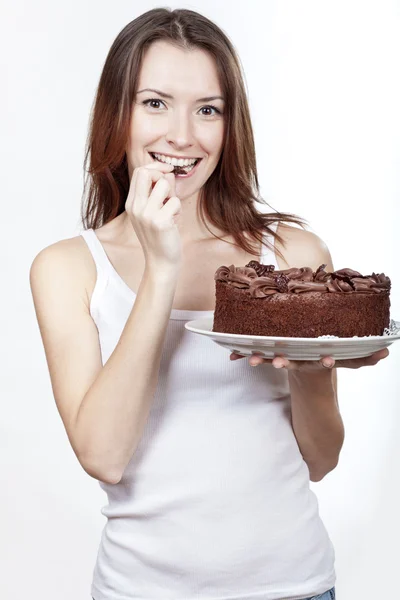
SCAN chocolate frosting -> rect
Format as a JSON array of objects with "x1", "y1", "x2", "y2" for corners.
[{"x1": 214, "y1": 261, "x2": 391, "y2": 297}]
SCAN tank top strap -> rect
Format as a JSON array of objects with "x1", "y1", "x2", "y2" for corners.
[
  {"x1": 80, "y1": 228, "x2": 114, "y2": 276},
  {"x1": 260, "y1": 220, "x2": 280, "y2": 270},
  {"x1": 79, "y1": 228, "x2": 115, "y2": 319}
]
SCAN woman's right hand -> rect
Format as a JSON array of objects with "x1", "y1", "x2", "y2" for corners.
[{"x1": 125, "y1": 161, "x2": 182, "y2": 270}]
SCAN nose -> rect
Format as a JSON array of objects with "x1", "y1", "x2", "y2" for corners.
[{"x1": 165, "y1": 110, "x2": 195, "y2": 150}]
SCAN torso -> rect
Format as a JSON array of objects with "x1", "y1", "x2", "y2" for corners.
[{"x1": 73, "y1": 213, "x2": 292, "y2": 312}]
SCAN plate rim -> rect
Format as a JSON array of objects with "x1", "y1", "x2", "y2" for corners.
[{"x1": 184, "y1": 317, "x2": 400, "y2": 344}]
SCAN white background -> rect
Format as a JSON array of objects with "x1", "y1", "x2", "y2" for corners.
[{"x1": 2, "y1": 1, "x2": 400, "y2": 599}]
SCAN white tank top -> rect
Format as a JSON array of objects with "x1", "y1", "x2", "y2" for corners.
[{"x1": 80, "y1": 223, "x2": 336, "y2": 600}]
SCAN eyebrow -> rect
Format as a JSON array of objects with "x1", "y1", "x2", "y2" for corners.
[{"x1": 136, "y1": 88, "x2": 225, "y2": 102}]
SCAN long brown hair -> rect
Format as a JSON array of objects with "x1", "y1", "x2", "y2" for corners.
[{"x1": 80, "y1": 8, "x2": 308, "y2": 261}]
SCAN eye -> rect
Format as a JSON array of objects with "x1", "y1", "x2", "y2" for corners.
[
  {"x1": 142, "y1": 98, "x2": 222, "y2": 116},
  {"x1": 143, "y1": 99, "x2": 165, "y2": 110},
  {"x1": 200, "y1": 105, "x2": 222, "y2": 116}
]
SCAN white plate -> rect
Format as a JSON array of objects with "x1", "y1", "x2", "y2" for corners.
[{"x1": 185, "y1": 317, "x2": 400, "y2": 361}]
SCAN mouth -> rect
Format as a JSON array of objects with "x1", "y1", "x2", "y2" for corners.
[{"x1": 149, "y1": 152, "x2": 203, "y2": 178}]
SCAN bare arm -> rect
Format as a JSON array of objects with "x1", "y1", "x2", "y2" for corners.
[
  {"x1": 30, "y1": 242, "x2": 179, "y2": 485},
  {"x1": 289, "y1": 369, "x2": 344, "y2": 482},
  {"x1": 75, "y1": 264, "x2": 179, "y2": 484}
]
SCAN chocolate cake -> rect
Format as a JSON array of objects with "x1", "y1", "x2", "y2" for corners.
[{"x1": 213, "y1": 261, "x2": 391, "y2": 338}]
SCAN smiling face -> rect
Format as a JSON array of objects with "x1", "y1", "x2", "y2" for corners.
[{"x1": 127, "y1": 40, "x2": 225, "y2": 202}]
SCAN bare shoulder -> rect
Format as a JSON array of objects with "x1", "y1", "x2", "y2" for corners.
[
  {"x1": 29, "y1": 235, "x2": 96, "y2": 311},
  {"x1": 274, "y1": 223, "x2": 334, "y2": 271}
]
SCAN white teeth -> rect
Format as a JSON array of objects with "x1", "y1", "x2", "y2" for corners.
[
  {"x1": 181, "y1": 163, "x2": 195, "y2": 173},
  {"x1": 152, "y1": 153, "x2": 198, "y2": 167}
]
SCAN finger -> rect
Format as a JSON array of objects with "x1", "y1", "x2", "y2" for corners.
[
  {"x1": 163, "y1": 172, "x2": 176, "y2": 194},
  {"x1": 374, "y1": 348, "x2": 390, "y2": 360},
  {"x1": 335, "y1": 357, "x2": 376, "y2": 369},
  {"x1": 129, "y1": 161, "x2": 175, "y2": 200},
  {"x1": 133, "y1": 167, "x2": 173, "y2": 213},
  {"x1": 145, "y1": 177, "x2": 174, "y2": 213},
  {"x1": 333, "y1": 348, "x2": 390, "y2": 369},
  {"x1": 131, "y1": 162, "x2": 174, "y2": 195},
  {"x1": 362, "y1": 348, "x2": 390, "y2": 365},
  {"x1": 320, "y1": 356, "x2": 335, "y2": 369},
  {"x1": 249, "y1": 353, "x2": 267, "y2": 366},
  {"x1": 158, "y1": 195, "x2": 182, "y2": 225},
  {"x1": 147, "y1": 173, "x2": 177, "y2": 213},
  {"x1": 272, "y1": 357, "x2": 288, "y2": 369},
  {"x1": 230, "y1": 352, "x2": 245, "y2": 361}
]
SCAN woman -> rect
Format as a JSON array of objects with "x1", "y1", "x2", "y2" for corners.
[{"x1": 30, "y1": 8, "x2": 388, "y2": 600}]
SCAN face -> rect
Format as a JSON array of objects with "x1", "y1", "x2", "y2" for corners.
[{"x1": 126, "y1": 40, "x2": 225, "y2": 203}]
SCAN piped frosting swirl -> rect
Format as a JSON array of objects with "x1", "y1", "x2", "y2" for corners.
[{"x1": 214, "y1": 261, "x2": 391, "y2": 297}]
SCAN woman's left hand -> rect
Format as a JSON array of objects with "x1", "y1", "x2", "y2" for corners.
[{"x1": 230, "y1": 348, "x2": 390, "y2": 370}]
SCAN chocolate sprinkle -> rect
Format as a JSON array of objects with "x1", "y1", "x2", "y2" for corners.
[{"x1": 246, "y1": 261, "x2": 276, "y2": 277}]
